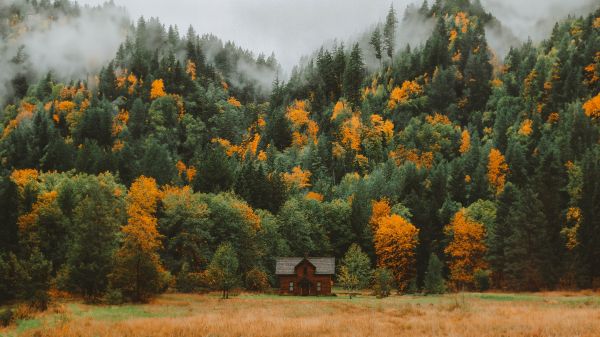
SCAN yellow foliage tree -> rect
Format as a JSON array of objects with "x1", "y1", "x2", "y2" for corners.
[
  {"x1": 374, "y1": 214, "x2": 419, "y2": 292},
  {"x1": 186, "y1": 60, "x2": 197, "y2": 80},
  {"x1": 459, "y1": 129, "x2": 471, "y2": 154},
  {"x1": 518, "y1": 119, "x2": 533, "y2": 136},
  {"x1": 305, "y1": 191, "x2": 324, "y2": 202},
  {"x1": 227, "y1": 97, "x2": 242, "y2": 108},
  {"x1": 340, "y1": 114, "x2": 362, "y2": 151},
  {"x1": 388, "y1": 80, "x2": 423, "y2": 109},
  {"x1": 150, "y1": 79, "x2": 166, "y2": 99},
  {"x1": 282, "y1": 166, "x2": 311, "y2": 189},
  {"x1": 583, "y1": 93, "x2": 600, "y2": 119},
  {"x1": 110, "y1": 176, "x2": 165, "y2": 302},
  {"x1": 487, "y1": 148, "x2": 509, "y2": 195},
  {"x1": 286, "y1": 100, "x2": 310, "y2": 128},
  {"x1": 444, "y1": 209, "x2": 487, "y2": 289},
  {"x1": 370, "y1": 198, "x2": 391, "y2": 231}
]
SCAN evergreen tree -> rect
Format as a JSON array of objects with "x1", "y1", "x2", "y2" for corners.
[
  {"x1": 423, "y1": 253, "x2": 445, "y2": 294},
  {"x1": 383, "y1": 5, "x2": 398, "y2": 60},
  {"x1": 343, "y1": 43, "x2": 365, "y2": 108}
]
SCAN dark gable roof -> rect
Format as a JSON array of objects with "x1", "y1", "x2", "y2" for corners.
[{"x1": 275, "y1": 257, "x2": 335, "y2": 275}]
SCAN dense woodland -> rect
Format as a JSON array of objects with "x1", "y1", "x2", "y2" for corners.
[{"x1": 1, "y1": 0, "x2": 599, "y2": 305}]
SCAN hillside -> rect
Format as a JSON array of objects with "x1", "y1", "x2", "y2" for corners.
[{"x1": 0, "y1": 0, "x2": 599, "y2": 309}]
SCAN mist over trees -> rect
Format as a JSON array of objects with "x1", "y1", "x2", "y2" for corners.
[{"x1": 1, "y1": 0, "x2": 600, "y2": 306}]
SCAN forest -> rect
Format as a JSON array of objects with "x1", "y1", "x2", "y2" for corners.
[{"x1": 0, "y1": 0, "x2": 599, "y2": 308}]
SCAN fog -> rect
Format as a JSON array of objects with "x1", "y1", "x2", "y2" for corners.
[
  {"x1": 0, "y1": 1, "x2": 129, "y2": 102},
  {"x1": 2, "y1": 0, "x2": 599, "y2": 103},
  {"x1": 75, "y1": 0, "x2": 599, "y2": 70}
]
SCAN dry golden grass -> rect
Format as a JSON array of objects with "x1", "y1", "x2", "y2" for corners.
[{"x1": 5, "y1": 292, "x2": 600, "y2": 337}]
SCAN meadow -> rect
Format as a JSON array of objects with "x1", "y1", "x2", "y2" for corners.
[{"x1": 1, "y1": 291, "x2": 599, "y2": 337}]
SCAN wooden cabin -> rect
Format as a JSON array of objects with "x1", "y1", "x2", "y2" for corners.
[{"x1": 275, "y1": 257, "x2": 335, "y2": 296}]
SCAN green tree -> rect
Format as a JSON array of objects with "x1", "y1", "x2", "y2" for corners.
[
  {"x1": 207, "y1": 242, "x2": 239, "y2": 299},
  {"x1": 343, "y1": 43, "x2": 365, "y2": 107},
  {"x1": 370, "y1": 26, "x2": 383, "y2": 64},
  {"x1": 383, "y1": 5, "x2": 398, "y2": 60},
  {"x1": 423, "y1": 253, "x2": 446, "y2": 294},
  {"x1": 337, "y1": 244, "x2": 372, "y2": 298},
  {"x1": 372, "y1": 267, "x2": 394, "y2": 298}
]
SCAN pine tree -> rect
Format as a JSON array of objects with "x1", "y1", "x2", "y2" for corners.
[
  {"x1": 370, "y1": 27, "x2": 383, "y2": 64},
  {"x1": 343, "y1": 43, "x2": 365, "y2": 107},
  {"x1": 383, "y1": 5, "x2": 398, "y2": 60}
]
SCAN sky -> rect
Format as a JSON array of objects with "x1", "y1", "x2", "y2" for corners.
[{"x1": 75, "y1": 0, "x2": 599, "y2": 71}]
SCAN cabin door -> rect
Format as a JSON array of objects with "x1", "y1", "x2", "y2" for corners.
[{"x1": 299, "y1": 278, "x2": 310, "y2": 296}]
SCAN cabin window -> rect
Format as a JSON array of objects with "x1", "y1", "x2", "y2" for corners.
[
  {"x1": 289, "y1": 281, "x2": 294, "y2": 292},
  {"x1": 317, "y1": 282, "x2": 321, "y2": 292}
]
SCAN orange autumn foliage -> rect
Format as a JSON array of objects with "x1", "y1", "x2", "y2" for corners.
[
  {"x1": 150, "y1": 79, "x2": 166, "y2": 99},
  {"x1": 388, "y1": 80, "x2": 423, "y2": 109},
  {"x1": 370, "y1": 198, "x2": 391, "y2": 231},
  {"x1": 123, "y1": 176, "x2": 162, "y2": 252},
  {"x1": 234, "y1": 200, "x2": 261, "y2": 230},
  {"x1": 286, "y1": 100, "x2": 310, "y2": 128},
  {"x1": 112, "y1": 109, "x2": 129, "y2": 137},
  {"x1": 455, "y1": 12, "x2": 470, "y2": 33},
  {"x1": 186, "y1": 60, "x2": 197, "y2": 81},
  {"x1": 305, "y1": 191, "x2": 324, "y2": 202},
  {"x1": 444, "y1": 209, "x2": 487, "y2": 289},
  {"x1": 518, "y1": 119, "x2": 533, "y2": 136},
  {"x1": 374, "y1": 214, "x2": 419, "y2": 291},
  {"x1": 340, "y1": 114, "x2": 362, "y2": 151},
  {"x1": 282, "y1": 166, "x2": 311, "y2": 189},
  {"x1": 10, "y1": 169, "x2": 39, "y2": 197},
  {"x1": 57, "y1": 101, "x2": 76, "y2": 112},
  {"x1": 368, "y1": 114, "x2": 394, "y2": 142},
  {"x1": 17, "y1": 190, "x2": 60, "y2": 248},
  {"x1": 425, "y1": 113, "x2": 451, "y2": 126},
  {"x1": 460, "y1": 129, "x2": 471, "y2": 154},
  {"x1": 487, "y1": 148, "x2": 509, "y2": 195},
  {"x1": 389, "y1": 145, "x2": 434, "y2": 169},
  {"x1": 331, "y1": 100, "x2": 349, "y2": 121},
  {"x1": 583, "y1": 93, "x2": 600, "y2": 119},
  {"x1": 227, "y1": 97, "x2": 242, "y2": 108}
]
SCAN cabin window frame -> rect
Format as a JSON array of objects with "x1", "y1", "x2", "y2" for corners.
[
  {"x1": 316, "y1": 281, "x2": 321, "y2": 292},
  {"x1": 289, "y1": 281, "x2": 294, "y2": 292}
]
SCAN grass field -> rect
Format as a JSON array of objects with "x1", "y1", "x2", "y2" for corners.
[{"x1": 2, "y1": 291, "x2": 600, "y2": 337}]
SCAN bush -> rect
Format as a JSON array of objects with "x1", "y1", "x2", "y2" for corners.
[
  {"x1": 372, "y1": 268, "x2": 395, "y2": 298},
  {"x1": 474, "y1": 269, "x2": 491, "y2": 291},
  {"x1": 0, "y1": 309, "x2": 13, "y2": 327},
  {"x1": 103, "y1": 288, "x2": 124, "y2": 305},
  {"x1": 245, "y1": 267, "x2": 270, "y2": 292}
]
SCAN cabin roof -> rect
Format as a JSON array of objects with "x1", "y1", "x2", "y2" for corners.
[{"x1": 275, "y1": 257, "x2": 335, "y2": 275}]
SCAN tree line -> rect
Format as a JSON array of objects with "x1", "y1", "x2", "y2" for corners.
[{"x1": 1, "y1": 0, "x2": 599, "y2": 308}]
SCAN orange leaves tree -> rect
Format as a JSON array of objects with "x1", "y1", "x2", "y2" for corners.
[
  {"x1": 487, "y1": 148, "x2": 509, "y2": 195},
  {"x1": 583, "y1": 93, "x2": 600, "y2": 119},
  {"x1": 150, "y1": 79, "x2": 166, "y2": 99},
  {"x1": 110, "y1": 176, "x2": 167, "y2": 302},
  {"x1": 373, "y1": 214, "x2": 419, "y2": 292},
  {"x1": 444, "y1": 209, "x2": 487, "y2": 290}
]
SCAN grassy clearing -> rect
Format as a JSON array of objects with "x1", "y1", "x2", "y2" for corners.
[{"x1": 1, "y1": 291, "x2": 599, "y2": 337}]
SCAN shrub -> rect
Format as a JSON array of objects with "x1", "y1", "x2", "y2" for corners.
[
  {"x1": 103, "y1": 288, "x2": 124, "y2": 305},
  {"x1": 176, "y1": 267, "x2": 204, "y2": 293},
  {"x1": 0, "y1": 309, "x2": 13, "y2": 327},
  {"x1": 474, "y1": 269, "x2": 491, "y2": 291},
  {"x1": 245, "y1": 268, "x2": 270, "y2": 292},
  {"x1": 372, "y1": 268, "x2": 395, "y2": 298}
]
